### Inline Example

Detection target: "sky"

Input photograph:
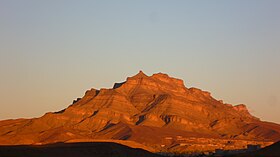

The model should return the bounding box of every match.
[0,0,280,123]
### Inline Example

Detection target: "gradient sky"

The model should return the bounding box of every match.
[0,1,280,123]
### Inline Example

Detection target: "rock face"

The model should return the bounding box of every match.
[0,71,280,152]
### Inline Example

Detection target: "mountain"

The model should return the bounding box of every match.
[0,71,280,153]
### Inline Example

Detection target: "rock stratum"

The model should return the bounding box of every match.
[0,71,280,153]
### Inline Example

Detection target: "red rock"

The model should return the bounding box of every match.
[0,71,279,152]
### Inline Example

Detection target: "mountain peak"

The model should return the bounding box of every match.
[128,70,148,79]
[151,72,185,87]
[151,72,170,79]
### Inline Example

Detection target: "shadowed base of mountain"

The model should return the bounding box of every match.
[231,141,280,157]
[0,142,163,157]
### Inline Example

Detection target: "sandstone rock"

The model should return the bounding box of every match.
[0,71,279,152]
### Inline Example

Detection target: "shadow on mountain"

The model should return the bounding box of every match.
[0,142,163,157]
[231,141,280,157]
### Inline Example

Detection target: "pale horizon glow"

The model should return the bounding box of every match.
[0,1,280,123]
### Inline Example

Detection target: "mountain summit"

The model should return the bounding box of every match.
[0,71,279,152]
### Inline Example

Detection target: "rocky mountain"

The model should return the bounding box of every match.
[0,71,279,152]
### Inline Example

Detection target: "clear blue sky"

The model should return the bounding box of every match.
[0,0,280,123]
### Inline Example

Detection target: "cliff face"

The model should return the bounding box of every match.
[0,71,279,150]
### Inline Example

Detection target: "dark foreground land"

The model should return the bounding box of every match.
[0,142,163,157]
[231,141,280,157]
[0,141,280,157]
